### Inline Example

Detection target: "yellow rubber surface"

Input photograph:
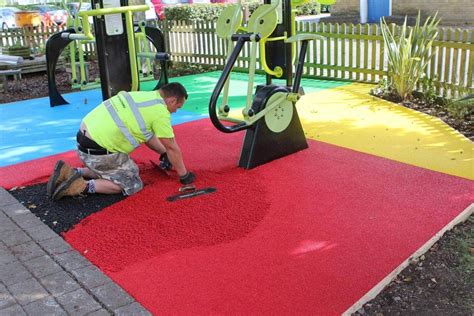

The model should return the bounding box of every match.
[297,83,474,180]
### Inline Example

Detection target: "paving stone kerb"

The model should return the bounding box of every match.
[0,187,151,315]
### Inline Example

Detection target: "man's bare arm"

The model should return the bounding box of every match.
[145,136,167,155]
[159,137,187,176]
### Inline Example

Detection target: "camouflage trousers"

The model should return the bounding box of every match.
[77,150,143,196]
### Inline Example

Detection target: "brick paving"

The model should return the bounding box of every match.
[0,187,150,315]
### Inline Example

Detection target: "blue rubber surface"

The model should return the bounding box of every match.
[0,89,206,167]
[0,72,347,167]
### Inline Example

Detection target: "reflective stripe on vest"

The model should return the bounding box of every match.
[104,99,140,148]
[105,92,165,149]
[119,91,164,141]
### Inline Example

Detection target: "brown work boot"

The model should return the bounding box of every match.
[52,173,87,200]
[47,160,76,198]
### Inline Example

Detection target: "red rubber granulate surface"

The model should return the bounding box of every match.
[65,168,270,272]
[0,151,82,189]
[1,119,472,314]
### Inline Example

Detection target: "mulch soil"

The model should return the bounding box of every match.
[0,61,99,104]
[0,69,72,104]
[3,66,473,315]
[400,99,474,141]
[0,61,216,104]
[370,90,474,142]
[357,216,473,316]
[10,183,125,234]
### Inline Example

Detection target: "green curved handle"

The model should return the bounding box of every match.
[285,33,325,43]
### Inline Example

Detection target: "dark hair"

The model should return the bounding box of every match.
[159,82,188,101]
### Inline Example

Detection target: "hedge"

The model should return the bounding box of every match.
[165,3,232,22]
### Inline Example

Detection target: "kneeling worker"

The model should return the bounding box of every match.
[47,82,195,200]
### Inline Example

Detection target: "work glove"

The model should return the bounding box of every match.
[159,152,172,170]
[179,171,196,185]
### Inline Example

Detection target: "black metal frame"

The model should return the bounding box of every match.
[46,28,76,107]
[208,33,261,133]
[45,21,170,107]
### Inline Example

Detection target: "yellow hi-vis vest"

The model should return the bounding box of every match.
[82,91,174,154]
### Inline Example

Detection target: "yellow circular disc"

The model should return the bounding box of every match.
[216,5,243,39]
[247,4,278,39]
[265,92,294,133]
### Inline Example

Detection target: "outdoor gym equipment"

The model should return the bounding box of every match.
[63,7,97,91]
[209,0,324,169]
[65,20,160,91]
[46,0,170,107]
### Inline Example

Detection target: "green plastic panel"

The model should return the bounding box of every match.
[264,92,294,133]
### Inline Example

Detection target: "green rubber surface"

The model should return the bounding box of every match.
[140,71,351,115]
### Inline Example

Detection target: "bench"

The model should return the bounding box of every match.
[0,54,23,92]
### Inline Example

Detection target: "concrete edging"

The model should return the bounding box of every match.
[0,187,150,315]
[343,203,474,315]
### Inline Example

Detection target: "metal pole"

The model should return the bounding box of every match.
[360,0,368,23]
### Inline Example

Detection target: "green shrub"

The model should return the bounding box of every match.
[419,76,438,105]
[316,0,335,4]
[241,0,321,17]
[165,4,232,22]
[297,1,321,15]
[380,12,441,101]
[165,0,321,23]
[168,61,219,76]
[371,78,400,101]
[320,4,331,13]
[243,0,260,16]
[446,94,474,121]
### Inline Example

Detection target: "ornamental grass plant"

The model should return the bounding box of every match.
[380,12,441,101]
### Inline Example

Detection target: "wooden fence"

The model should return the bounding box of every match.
[1,21,473,96]
[0,25,96,57]
[159,20,474,97]
[1,25,63,51]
